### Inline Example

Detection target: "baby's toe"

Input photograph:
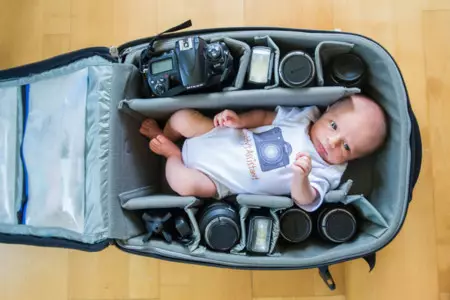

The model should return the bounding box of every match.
[149,138,160,148]
[140,126,149,135]
[156,135,169,143]
[142,119,153,127]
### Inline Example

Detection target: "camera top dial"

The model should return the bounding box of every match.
[206,44,223,61]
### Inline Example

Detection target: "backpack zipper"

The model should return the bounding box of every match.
[0,47,116,80]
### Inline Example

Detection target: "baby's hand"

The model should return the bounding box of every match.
[292,152,312,176]
[213,109,242,128]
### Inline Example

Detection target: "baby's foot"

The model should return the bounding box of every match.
[140,119,162,139]
[150,135,181,158]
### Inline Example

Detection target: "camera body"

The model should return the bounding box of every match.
[146,36,234,96]
[146,50,181,96]
[253,127,292,172]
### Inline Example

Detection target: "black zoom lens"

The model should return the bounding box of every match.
[198,202,240,251]
[326,53,367,88]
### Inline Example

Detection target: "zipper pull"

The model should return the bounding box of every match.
[109,46,120,59]
[110,46,133,63]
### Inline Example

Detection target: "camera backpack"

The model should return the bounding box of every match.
[0,21,421,290]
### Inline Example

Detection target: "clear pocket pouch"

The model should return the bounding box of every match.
[0,86,23,224]
[22,68,88,233]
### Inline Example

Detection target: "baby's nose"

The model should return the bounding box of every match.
[329,135,342,148]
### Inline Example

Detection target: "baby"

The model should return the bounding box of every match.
[140,94,387,211]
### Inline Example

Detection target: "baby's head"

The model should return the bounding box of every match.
[310,94,387,165]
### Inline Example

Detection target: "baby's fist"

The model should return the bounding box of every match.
[292,153,312,176]
[213,110,242,128]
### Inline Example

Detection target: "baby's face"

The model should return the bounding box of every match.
[310,96,386,165]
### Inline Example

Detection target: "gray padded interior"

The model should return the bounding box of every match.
[114,30,410,267]
[119,195,202,252]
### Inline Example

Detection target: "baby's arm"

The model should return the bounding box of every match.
[291,153,317,206]
[214,109,276,129]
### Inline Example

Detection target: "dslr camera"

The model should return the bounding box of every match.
[144,36,234,97]
[253,127,292,172]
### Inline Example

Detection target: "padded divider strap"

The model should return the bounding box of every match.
[236,194,293,209]
[231,205,250,254]
[324,179,353,203]
[185,200,202,252]
[117,100,146,122]
[120,87,361,120]
[121,194,199,210]
[268,208,281,254]
[118,186,155,203]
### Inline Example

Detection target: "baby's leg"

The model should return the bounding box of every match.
[163,109,214,141]
[150,135,217,198]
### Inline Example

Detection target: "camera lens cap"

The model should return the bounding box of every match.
[279,51,315,88]
[331,53,366,86]
[280,208,312,243]
[204,217,240,251]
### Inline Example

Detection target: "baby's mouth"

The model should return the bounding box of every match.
[317,141,328,158]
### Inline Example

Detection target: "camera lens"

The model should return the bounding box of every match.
[317,205,358,243]
[198,202,240,251]
[326,53,366,88]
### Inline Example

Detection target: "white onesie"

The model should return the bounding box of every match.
[181,106,347,211]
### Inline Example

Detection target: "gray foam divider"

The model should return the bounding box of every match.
[314,41,354,86]
[119,86,360,120]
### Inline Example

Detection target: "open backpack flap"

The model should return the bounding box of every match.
[0,20,422,289]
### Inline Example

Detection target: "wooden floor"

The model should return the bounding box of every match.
[0,0,449,299]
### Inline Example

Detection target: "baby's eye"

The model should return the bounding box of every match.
[343,143,351,152]
[330,121,337,130]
